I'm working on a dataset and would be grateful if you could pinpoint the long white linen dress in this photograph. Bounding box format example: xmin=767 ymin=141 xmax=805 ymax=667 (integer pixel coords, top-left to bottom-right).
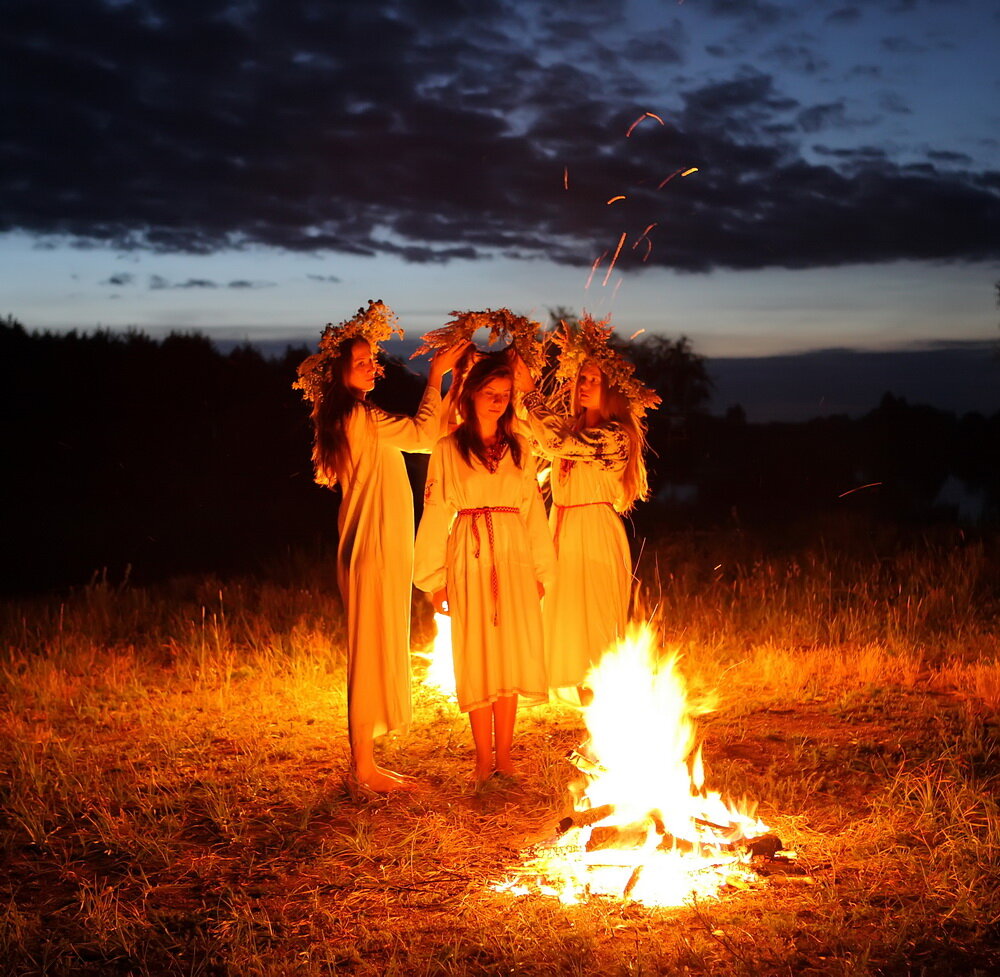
xmin=413 ymin=434 xmax=555 ymax=713
xmin=521 ymin=390 xmax=633 ymax=694
xmin=337 ymin=388 xmax=442 ymax=738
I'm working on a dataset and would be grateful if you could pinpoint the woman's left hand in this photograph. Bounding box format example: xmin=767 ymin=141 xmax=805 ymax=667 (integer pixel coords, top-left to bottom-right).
xmin=429 ymin=340 xmax=472 ymax=384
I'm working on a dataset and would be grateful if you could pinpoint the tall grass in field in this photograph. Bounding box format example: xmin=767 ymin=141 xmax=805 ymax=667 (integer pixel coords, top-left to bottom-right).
xmin=1 ymin=527 xmax=999 ymax=975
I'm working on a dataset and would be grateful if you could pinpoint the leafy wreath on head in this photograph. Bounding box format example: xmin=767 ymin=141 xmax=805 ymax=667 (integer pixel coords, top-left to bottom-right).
xmin=293 ymin=299 xmax=404 ymax=403
xmin=410 ymin=308 xmax=545 ymax=378
xmin=549 ymin=312 xmax=661 ymax=419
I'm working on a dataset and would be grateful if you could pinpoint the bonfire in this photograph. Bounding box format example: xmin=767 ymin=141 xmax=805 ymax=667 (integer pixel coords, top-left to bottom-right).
xmin=494 ymin=623 xmax=787 ymax=907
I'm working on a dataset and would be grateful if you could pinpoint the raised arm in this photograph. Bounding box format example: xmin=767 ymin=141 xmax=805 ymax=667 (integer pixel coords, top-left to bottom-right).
xmin=520 ymin=390 xmax=629 ymax=468
xmin=372 ymin=339 xmax=471 ymax=451
xmin=413 ymin=443 xmax=454 ymax=597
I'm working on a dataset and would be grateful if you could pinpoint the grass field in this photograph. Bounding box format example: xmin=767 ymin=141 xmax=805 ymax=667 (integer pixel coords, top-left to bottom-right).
xmin=2 ymin=527 xmax=1000 ymax=975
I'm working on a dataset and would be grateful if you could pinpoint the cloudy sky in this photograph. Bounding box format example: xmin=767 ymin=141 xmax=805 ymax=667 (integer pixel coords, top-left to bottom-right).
xmin=3 ymin=0 xmax=999 ymax=368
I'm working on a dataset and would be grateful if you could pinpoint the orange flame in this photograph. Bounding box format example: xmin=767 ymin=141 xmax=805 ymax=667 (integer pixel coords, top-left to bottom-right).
xmin=420 ymin=612 xmax=456 ymax=700
xmin=494 ymin=623 xmax=770 ymax=907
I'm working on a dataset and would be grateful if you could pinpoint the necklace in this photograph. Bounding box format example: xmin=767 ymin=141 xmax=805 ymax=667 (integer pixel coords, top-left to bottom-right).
xmin=482 ymin=439 xmax=508 ymax=473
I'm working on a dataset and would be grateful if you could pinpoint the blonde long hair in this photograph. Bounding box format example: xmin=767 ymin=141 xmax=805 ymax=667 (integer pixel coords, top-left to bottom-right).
xmin=572 ymin=363 xmax=649 ymax=513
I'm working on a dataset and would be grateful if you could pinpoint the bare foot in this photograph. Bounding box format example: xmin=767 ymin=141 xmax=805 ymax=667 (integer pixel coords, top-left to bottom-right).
xmin=375 ymin=763 xmax=421 ymax=785
xmin=356 ymin=766 xmax=417 ymax=793
xmin=473 ymin=762 xmax=495 ymax=788
xmin=495 ymin=758 xmax=516 ymax=778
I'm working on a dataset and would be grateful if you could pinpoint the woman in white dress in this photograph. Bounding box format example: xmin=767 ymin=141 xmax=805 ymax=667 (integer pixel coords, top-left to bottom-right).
xmin=513 ymin=333 xmax=654 ymax=705
xmin=414 ymin=354 xmax=555 ymax=785
xmin=297 ymin=304 xmax=466 ymax=792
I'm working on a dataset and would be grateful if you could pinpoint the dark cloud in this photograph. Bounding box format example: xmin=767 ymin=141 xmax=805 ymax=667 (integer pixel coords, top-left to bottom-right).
xmin=149 ymin=275 xmax=218 ymax=290
xmin=825 ymin=7 xmax=863 ymax=26
xmin=306 ymin=274 xmax=342 ymax=283
xmin=926 ymin=149 xmax=972 ymax=166
xmin=812 ymin=145 xmax=889 ymax=163
xmin=761 ymin=40 xmax=829 ymax=75
xmin=102 ymin=272 xmax=135 ymax=286
xmin=881 ymin=35 xmax=927 ymax=53
xmin=1 ymin=0 xmax=997 ymax=275
xmin=227 ymin=279 xmax=274 ymax=288
xmin=878 ymin=91 xmax=912 ymax=115
xmin=706 ymin=0 xmax=790 ymax=29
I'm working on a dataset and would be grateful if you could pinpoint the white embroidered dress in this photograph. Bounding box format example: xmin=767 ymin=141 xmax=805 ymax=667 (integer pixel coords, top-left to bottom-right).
xmin=413 ymin=434 xmax=555 ymax=713
xmin=337 ymin=387 xmax=442 ymax=738
xmin=521 ymin=390 xmax=633 ymax=695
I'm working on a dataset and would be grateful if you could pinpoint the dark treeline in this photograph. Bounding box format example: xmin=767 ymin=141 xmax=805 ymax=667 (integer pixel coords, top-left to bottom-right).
xmin=2 ymin=316 xmax=998 ymax=595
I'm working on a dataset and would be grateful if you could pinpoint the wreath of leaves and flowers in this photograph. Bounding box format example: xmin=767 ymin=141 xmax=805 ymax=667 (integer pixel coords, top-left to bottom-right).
xmin=550 ymin=312 xmax=661 ymax=418
xmin=293 ymin=299 xmax=403 ymax=403
xmin=410 ymin=308 xmax=545 ymax=378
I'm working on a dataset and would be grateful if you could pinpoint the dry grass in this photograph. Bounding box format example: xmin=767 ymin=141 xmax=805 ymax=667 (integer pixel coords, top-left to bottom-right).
xmin=2 ymin=531 xmax=1000 ymax=975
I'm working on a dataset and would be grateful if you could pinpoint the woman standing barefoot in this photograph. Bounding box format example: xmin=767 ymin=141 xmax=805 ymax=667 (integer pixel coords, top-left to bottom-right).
xmin=296 ymin=301 xmax=467 ymax=792
xmin=414 ymin=354 xmax=555 ymax=785
xmin=512 ymin=316 xmax=657 ymax=704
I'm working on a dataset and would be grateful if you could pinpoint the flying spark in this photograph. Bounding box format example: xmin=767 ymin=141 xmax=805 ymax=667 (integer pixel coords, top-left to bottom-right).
xmin=629 ymin=329 xmax=646 ymax=340
xmin=632 ymin=223 xmax=657 ymax=248
xmin=602 ymin=232 xmax=627 ymax=286
xmin=585 ymin=251 xmax=608 ymax=290
xmin=657 ymin=166 xmax=699 ymax=189
xmin=838 ymin=482 xmax=883 ymax=498
xmin=564 ymin=166 xmax=569 ymax=190
xmin=606 ymin=195 xmax=626 ymax=205
xmin=625 ymin=111 xmax=665 ymax=138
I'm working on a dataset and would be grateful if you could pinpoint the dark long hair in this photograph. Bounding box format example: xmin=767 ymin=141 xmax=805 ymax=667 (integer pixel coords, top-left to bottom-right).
xmin=454 ymin=353 xmax=523 ymax=470
xmin=572 ymin=362 xmax=649 ymax=512
xmin=310 ymin=338 xmax=370 ymax=487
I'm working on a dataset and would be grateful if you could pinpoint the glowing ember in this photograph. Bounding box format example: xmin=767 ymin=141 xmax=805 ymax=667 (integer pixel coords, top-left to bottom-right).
xmin=563 ymin=166 xmax=569 ymax=190
xmin=493 ymin=623 xmax=772 ymax=907
xmin=584 ymin=251 xmax=607 ymax=290
xmin=626 ymin=111 xmax=665 ymax=137
xmin=838 ymin=481 xmax=883 ymax=498
xmin=602 ymin=232 xmax=627 ymax=286
xmin=657 ymin=166 xmax=698 ymax=189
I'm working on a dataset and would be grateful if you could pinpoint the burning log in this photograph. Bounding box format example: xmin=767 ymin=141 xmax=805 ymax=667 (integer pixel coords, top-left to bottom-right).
xmin=743 ymin=833 xmax=784 ymax=858
xmin=494 ymin=624 xmax=784 ymax=908
xmin=556 ymin=803 xmax=615 ymax=835
xmin=586 ymin=821 xmax=653 ymax=852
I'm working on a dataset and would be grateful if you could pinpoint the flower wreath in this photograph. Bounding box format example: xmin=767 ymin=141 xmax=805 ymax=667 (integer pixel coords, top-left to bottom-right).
xmin=550 ymin=312 xmax=661 ymax=418
xmin=410 ymin=308 xmax=545 ymax=378
xmin=293 ymin=299 xmax=403 ymax=403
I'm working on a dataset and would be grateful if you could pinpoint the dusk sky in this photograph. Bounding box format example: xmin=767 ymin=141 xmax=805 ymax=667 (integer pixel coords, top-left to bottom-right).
xmin=3 ymin=0 xmax=999 ymax=382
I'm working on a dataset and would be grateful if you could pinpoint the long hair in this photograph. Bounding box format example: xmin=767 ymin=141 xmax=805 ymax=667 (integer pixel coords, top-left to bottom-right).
xmin=454 ymin=353 xmax=523 ymax=470
xmin=310 ymin=338 xmax=369 ymax=487
xmin=572 ymin=363 xmax=649 ymax=512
